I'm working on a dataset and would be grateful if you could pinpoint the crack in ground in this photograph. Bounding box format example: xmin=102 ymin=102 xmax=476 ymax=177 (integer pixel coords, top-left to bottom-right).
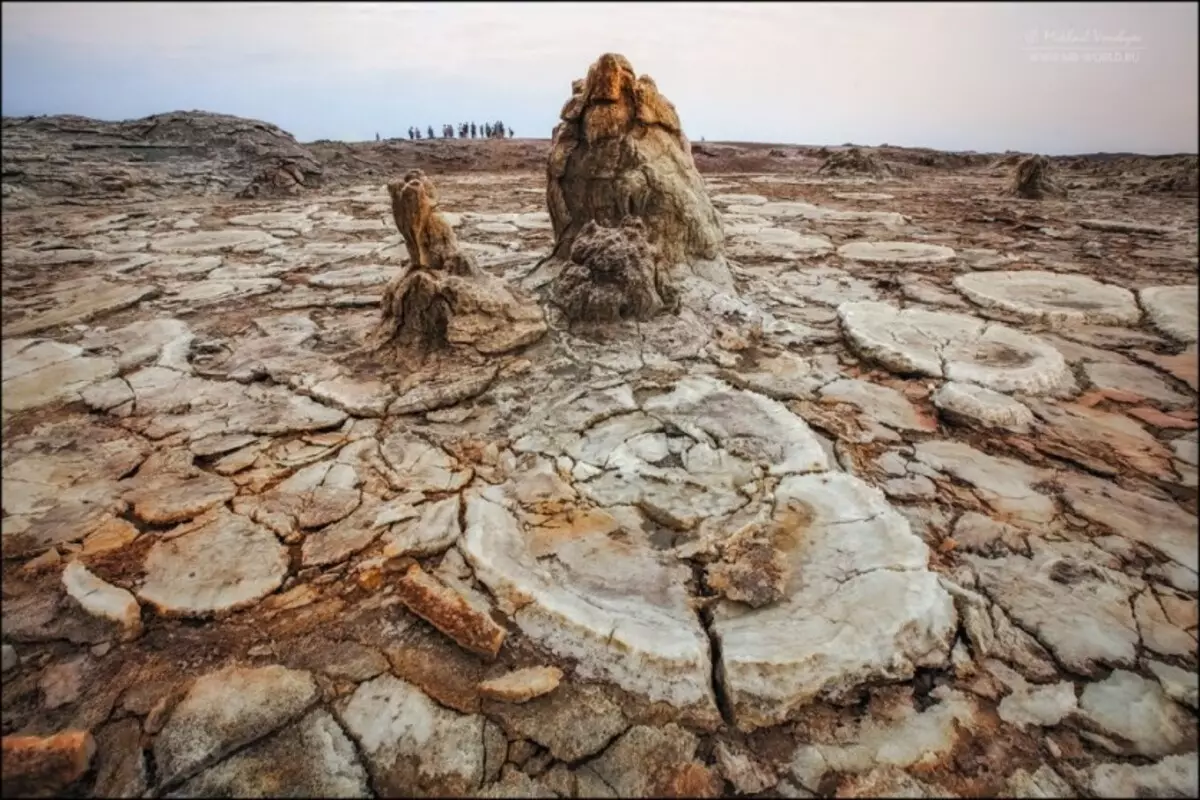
xmin=1127 ymin=586 xmax=1148 ymax=653
xmin=969 ymin=579 xmax=1077 ymax=678
xmin=683 ymin=558 xmax=736 ymax=729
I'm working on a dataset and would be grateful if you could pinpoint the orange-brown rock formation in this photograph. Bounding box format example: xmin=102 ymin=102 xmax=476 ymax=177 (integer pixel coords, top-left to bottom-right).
xmin=387 ymin=170 xmax=475 ymax=275
xmin=543 ymin=53 xmax=730 ymax=292
xmin=1009 ymin=154 xmax=1067 ymax=200
xmin=373 ymin=171 xmax=546 ymax=359
xmin=1 ymin=730 xmax=96 ymax=798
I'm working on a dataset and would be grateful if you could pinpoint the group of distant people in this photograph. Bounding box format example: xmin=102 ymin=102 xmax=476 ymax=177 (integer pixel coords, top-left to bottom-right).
xmin=393 ymin=121 xmax=513 ymax=141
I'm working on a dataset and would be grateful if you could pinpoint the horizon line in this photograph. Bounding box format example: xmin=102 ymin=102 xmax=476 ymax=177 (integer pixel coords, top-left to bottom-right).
xmin=3 ymin=109 xmax=1197 ymax=160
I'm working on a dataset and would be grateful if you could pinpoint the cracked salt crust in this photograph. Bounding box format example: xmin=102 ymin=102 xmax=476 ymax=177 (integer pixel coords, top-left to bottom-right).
xmin=838 ymin=300 xmax=1075 ymax=395
xmin=955 ymin=270 xmax=1142 ymax=328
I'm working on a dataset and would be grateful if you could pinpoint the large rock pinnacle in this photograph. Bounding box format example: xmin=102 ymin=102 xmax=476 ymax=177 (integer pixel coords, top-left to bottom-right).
xmin=543 ymin=53 xmax=731 ymax=295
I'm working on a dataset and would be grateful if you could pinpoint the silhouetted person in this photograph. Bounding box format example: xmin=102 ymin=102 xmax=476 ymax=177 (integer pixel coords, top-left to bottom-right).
xmin=507 ymin=125 xmax=514 ymax=138
xmin=415 ymin=129 xmax=421 ymax=140
xmin=427 ymin=125 xmax=434 ymax=139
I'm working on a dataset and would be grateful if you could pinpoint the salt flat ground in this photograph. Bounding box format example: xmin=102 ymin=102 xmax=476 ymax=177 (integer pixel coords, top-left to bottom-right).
xmin=1 ymin=163 xmax=1197 ymax=798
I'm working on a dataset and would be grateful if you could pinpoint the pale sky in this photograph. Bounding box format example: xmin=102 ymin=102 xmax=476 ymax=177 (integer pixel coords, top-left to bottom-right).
xmin=2 ymin=2 xmax=1196 ymax=154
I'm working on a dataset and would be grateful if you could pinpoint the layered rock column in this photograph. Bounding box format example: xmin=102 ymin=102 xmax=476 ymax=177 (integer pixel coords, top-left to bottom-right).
xmin=373 ymin=170 xmax=546 ymax=358
xmin=542 ymin=53 xmax=732 ymax=320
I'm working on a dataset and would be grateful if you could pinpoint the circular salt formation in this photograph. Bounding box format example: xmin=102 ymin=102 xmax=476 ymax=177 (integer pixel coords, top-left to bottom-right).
xmin=777 ymin=267 xmax=880 ymax=307
xmin=149 ymin=229 xmax=281 ymax=254
xmin=959 ymin=249 xmax=1019 ymax=271
xmin=475 ymin=222 xmax=519 ymax=235
xmin=838 ymin=301 xmax=1075 ymax=395
xmin=730 ymin=203 xmax=907 ymax=228
xmin=137 ymin=510 xmax=289 ymax=617
xmin=1080 ymin=219 xmax=1174 ymax=236
xmin=1140 ymin=285 xmax=1198 ymax=344
xmin=307 ymin=266 xmax=392 ymax=289
xmin=164 ymin=279 xmax=281 ymax=305
xmin=467 ymin=373 xmax=958 ymax=729
xmin=954 ymin=271 xmax=1141 ymax=328
xmin=463 ymin=375 xmax=832 ymax=722
xmin=838 ymin=241 xmax=956 ymax=265
xmin=932 ymin=381 xmax=1034 ymax=432
xmin=513 ymin=212 xmax=552 ymax=231
xmin=464 ymin=486 xmax=718 ymax=720
xmin=228 ymin=211 xmax=314 ymax=231
xmin=831 ymin=192 xmax=894 ymax=201
xmin=712 ymin=193 xmax=769 ymax=206
xmin=713 ymin=471 xmax=956 ymax=730
xmin=728 ymin=227 xmax=834 ymax=260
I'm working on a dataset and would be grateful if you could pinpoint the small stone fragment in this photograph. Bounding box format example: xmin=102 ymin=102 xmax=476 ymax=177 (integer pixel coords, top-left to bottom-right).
xmin=1140 ymin=285 xmax=1198 ymax=344
xmin=714 ymin=740 xmax=778 ymax=795
xmin=380 ymin=496 xmax=461 ymax=558
xmin=62 ymin=561 xmax=142 ymax=640
xmin=1084 ymin=361 xmax=1190 ymax=408
xmin=1089 ymin=754 xmax=1198 ymax=798
xmin=40 ymin=656 xmax=87 ymax=710
xmin=0 ymin=730 xmax=96 ymax=798
xmin=81 ymin=518 xmax=140 ymax=556
xmin=997 ymin=679 xmax=1078 ymax=730
xmin=1077 ymin=669 xmax=1194 ymax=757
xmin=933 ymin=381 xmax=1034 ymax=432
xmin=1004 ymin=765 xmax=1075 ymax=799
xmin=1148 ymin=660 xmax=1199 ymax=710
xmin=478 ymin=667 xmax=563 ymax=704
xmin=819 ymin=378 xmax=937 ymax=433
xmin=394 ymin=562 xmax=507 ymax=658
xmin=1127 ymin=406 xmax=1198 ymax=430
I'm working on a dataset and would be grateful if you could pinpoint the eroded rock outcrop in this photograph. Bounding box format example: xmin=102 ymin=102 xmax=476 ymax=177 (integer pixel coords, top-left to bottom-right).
xmin=372 ymin=171 xmax=546 ymax=360
xmin=236 ymin=161 xmax=312 ymax=199
xmin=1009 ymin=154 xmax=1067 ymax=199
xmin=387 ymin=171 xmax=474 ymax=275
xmin=543 ymin=53 xmax=731 ymax=293
xmin=817 ymin=147 xmax=891 ymax=178
xmin=552 ymin=217 xmax=679 ymax=322
xmin=2 ymin=111 xmax=322 ymax=206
